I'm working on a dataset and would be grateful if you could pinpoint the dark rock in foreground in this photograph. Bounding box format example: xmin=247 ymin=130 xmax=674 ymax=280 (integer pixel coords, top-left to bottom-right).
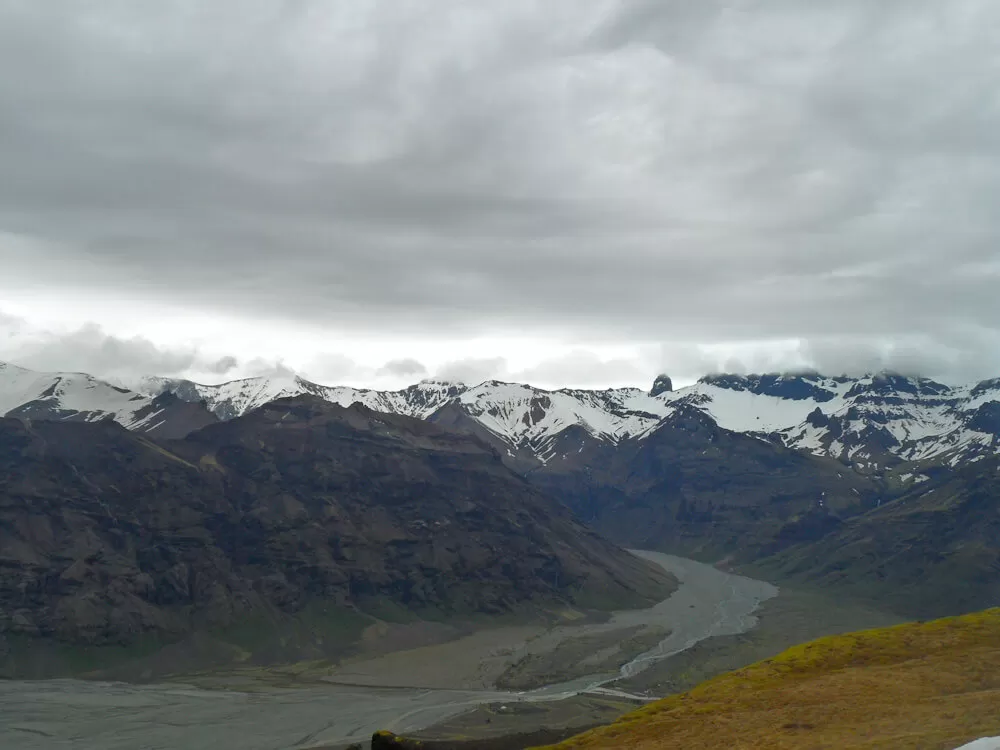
xmin=370 ymin=728 xmax=593 ymax=750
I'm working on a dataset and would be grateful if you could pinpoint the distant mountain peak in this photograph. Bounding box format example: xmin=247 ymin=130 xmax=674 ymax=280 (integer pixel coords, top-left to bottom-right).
xmin=650 ymin=373 xmax=674 ymax=397
xmin=0 ymin=362 xmax=217 ymax=438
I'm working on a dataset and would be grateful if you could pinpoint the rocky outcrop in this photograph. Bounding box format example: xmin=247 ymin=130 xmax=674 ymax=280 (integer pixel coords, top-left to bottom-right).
xmin=370 ymin=728 xmax=592 ymax=750
xmin=650 ymin=374 xmax=673 ymax=397
xmin=371 ymin=732 xmax=421 ymax=750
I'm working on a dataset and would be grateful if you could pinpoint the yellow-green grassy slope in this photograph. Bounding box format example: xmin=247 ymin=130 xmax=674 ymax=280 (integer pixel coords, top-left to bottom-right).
xmin=536 ymin=609 xmax=1000 ymax=750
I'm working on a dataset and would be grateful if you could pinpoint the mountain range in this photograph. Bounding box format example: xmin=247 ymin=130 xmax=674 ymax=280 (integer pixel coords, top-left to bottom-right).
xmin=6 ymin=362 xmax=1000 ymax=478
xmin=2 ymin=360 xmax=999 ymax=638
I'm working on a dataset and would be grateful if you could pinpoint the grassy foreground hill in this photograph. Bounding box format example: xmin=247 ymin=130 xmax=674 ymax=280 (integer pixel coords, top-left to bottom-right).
xmin=535 ymin=609 xmax=1000 ymax=750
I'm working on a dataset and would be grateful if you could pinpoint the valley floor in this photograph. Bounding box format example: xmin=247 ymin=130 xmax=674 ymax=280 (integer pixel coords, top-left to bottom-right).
xmin=312 ymin=552 xmax=776 ymax=695
xmin=413 ymin=582 xmax=904 ymax=744
xmin=0 ymin=552 xmax=773 ymax=750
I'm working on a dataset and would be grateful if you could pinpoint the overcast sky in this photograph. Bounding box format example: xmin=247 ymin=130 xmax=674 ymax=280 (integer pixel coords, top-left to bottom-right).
xmin=2 ymin=0 xmax=1000 ymax=389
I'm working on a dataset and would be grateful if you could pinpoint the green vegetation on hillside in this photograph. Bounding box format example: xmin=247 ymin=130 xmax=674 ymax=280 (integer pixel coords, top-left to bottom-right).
xmin=536 ymin=609 xmax=1000 ymax=750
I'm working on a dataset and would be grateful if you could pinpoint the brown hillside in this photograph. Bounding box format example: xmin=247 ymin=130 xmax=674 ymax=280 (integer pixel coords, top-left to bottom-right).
xmin=537 ymin=609 xmax=1000 ymax=750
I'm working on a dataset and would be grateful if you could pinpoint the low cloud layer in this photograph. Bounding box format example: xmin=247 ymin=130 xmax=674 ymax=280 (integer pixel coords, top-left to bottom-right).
xmin=2 ymin=2 xmax=1000 ymax=385
xmin=5 ymin=309 xmax=1000 ymax=388
xmin=0 ymin=316 xmax=240 ymax=381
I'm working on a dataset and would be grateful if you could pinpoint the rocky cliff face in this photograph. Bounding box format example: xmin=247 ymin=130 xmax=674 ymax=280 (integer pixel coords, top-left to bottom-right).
xmin=0 ymin=397 xmax=673 ymax=653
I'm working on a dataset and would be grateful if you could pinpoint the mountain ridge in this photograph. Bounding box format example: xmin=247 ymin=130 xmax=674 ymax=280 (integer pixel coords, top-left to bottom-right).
xmin=9 ymin=362 xmax=994 ymax=474
xmin=0 ymin=361 xmax=217 ymax=439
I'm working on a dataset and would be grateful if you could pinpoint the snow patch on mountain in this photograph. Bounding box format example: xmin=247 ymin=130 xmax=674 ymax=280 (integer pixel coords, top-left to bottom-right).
xmin=2 ymin=362 xmax=218 ymax=438
xmin=1 ymin=361 xmax=150 ymax=426
xmin=458 ymin=381 xmax=673 ymax=446
xmin=662 ymin=380 xmax=852 ymax=434
xmin=775 ymin=375 xmax=1000 ymax=467
xmin=137 ymin=374 xmax=464 ymax=422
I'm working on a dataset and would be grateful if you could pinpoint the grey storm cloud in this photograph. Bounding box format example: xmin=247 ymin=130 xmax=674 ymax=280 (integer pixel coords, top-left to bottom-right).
xmin=2 ymin=1 xmax=1000 ymax=381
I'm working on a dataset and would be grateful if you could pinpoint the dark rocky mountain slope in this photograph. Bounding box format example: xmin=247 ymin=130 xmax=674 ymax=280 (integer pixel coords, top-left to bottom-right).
xmin=757 ymin=458 xmax=1000 ymax=618
xmin=6 ymin=389 xmax=219 ymax=440
xmin=0 ymin=396 xmax=673 ymax=663
xmin=529 ymin=405 xmax=880 ymax=563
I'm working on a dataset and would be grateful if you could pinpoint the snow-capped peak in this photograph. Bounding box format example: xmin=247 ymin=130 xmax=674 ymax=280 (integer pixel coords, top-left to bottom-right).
xmin=0 ymin=361 xmax=215 ymax=437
